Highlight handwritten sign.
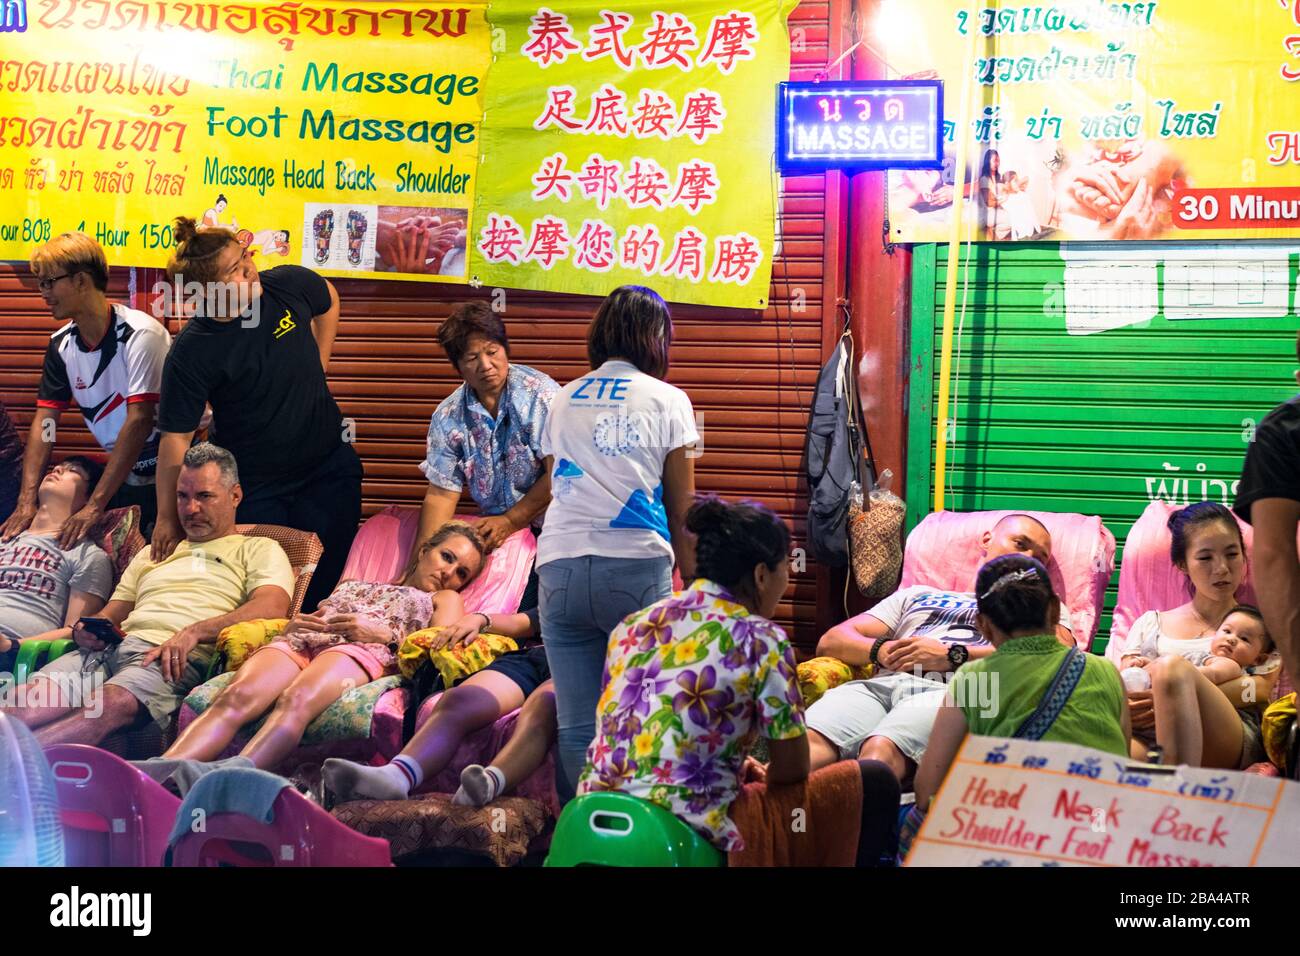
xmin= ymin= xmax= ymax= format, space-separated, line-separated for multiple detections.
xmin=777 ymin=80 xmax=943 ymax=171
xmin=906 ymin=736 xmax=1300 ymax=866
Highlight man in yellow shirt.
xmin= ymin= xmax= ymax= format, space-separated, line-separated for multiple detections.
xmin=7 ymin=443 xmax=293 ymax=746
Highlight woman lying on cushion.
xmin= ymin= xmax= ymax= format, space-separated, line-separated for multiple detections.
xmin=163 ymin=522 xmax=491 ymax=770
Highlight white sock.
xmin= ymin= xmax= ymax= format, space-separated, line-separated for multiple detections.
xmin=323 ymin=757 xmax=417 ymax=803
xmin=453 ymin=764 xmax=505 ymax=807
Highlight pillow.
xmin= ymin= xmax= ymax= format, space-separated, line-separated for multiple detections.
xmin=89 ymin=506 xmax=145 ymax=584
xmin=217 ymin=619 xmax=289 ymax=672
xmin=331 ymin=793 xmax=549 ymax=867
xmin=1262 ymin=692 xmax=1297 ymax=775
xmin=797 ymin=656 xmax=874 ymax=707
xmin=398 ymin=627 xmax=519 ymax=686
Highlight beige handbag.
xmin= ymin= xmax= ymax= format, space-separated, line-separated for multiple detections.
xmin=848 ymin=470 xmax=905 ymax=602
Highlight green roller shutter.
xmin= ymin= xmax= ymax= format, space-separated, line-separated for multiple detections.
xmin=906 ymin=242 xmax=1300 ymax=652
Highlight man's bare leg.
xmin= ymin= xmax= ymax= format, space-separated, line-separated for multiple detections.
xmin=32 ymin=685 xmax=144 ymax=747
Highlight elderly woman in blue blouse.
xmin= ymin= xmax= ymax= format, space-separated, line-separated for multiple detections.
xmin=416 ymin=302 xmax=558 ymax=556
xmin=414 ymin=301 xmax=559 ymax=696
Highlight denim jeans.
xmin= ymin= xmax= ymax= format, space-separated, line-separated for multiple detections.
xmin=539 ymin=554 xmax=672 ymax=802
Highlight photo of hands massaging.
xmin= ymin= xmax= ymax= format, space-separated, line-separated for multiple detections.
xmin=895 ymin=138 xmax=1188 ymax=242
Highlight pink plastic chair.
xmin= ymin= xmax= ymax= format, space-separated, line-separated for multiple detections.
xmin=339 ymin=505 xmax=536 ymax=615
xmin=45 ymin=744 xmax=181 ymax=867
xmin=900 ymin=510 xmax=1116 ymax=650
xmin=169 ymin=787 xmax=392 ymax=867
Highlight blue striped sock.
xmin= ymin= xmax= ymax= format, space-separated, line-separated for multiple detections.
xmin=391 ymin=755 xmax=423 ymax=791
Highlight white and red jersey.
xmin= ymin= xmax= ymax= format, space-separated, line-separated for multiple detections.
xmin=37 ymin=304 xmax=171 ymax=485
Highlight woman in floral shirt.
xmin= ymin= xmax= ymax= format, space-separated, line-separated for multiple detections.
xmin=578 ymin=496 xmax=809 ymax=851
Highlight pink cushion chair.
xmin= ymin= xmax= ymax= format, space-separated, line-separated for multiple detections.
xmin=901 ymin=510 xmax=1116 ymax=650
xmin=339 ymin=505 xmax=536 ymax=616
xmin=46 ymin=744 xmax=181 ymax=867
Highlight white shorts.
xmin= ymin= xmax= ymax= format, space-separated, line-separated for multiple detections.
xmin=805 ymin=671 xmax=949 ymax=763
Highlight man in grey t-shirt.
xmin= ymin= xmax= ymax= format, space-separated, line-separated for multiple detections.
xmin=0 ymin=456 xmax=113 ymax=668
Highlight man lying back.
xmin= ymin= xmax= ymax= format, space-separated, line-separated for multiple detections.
xmin=806 ymin=514 xmax=1075 ymax=783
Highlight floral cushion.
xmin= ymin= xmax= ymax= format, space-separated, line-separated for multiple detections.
xmin=397 ymin=627 xmax=519 ymax=684
xmin=183 ymin=672 xmax=404 ymax=746
xmin=217 ymin=619 xmax=289 ymax=671
xmin=331 ymin=793 xmax=549 ymax=867
xmin=89 ymin=505 xmax=145 ymax=585
xmin=796 ymin=656 xmax=874 ymax=707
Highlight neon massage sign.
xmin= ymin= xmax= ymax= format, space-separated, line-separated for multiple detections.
xmin=777 ymin=79 xmax=943 ymax=171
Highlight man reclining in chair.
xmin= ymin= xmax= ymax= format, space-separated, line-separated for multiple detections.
xmin=0 ymin=456 xmax=114 ymax=673
xmin=2 ymin=442 xmax=293 ymax=746
xmin=806 ymin=514 xmax=1074 ymax=784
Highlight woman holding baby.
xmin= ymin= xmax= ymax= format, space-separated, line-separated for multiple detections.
xmin=1117 ymin=503 xmax=1281 ymax=768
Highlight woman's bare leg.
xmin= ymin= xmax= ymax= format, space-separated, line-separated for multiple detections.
xmin=323 ymin=668 xmax=522 ymax=802
xmin=238 ymin=652 xmax=370 ymax=770
xmin=1149 ymin=656 xmax=1245 ymax=768
xmin=165 ymin=649 xmax=303 ymax=761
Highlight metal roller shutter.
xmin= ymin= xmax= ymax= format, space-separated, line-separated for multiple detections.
xmin=906 ymin=242 xmax=1300 ymax=651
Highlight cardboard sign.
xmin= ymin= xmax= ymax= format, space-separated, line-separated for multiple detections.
xmin=906 ymin=735 xmax=1300 ymax=867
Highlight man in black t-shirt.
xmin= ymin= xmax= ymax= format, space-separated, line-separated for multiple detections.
xmin=1234 ymin=344 xmax=1300 ymax=707
xmin=154 ymin=220 xmax=361 ymax=612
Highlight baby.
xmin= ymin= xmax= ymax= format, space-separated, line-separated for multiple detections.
xmin=1122 ymin=605 xmax=1274 ymax=691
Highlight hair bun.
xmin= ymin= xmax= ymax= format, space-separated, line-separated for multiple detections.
xmin=173 ymin=216 xmax=200 ymax=245
xmin=686 ymin=496 xmax=730 ymax=534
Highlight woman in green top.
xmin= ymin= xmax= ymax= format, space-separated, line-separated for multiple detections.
xmin=915 ymin=554 xmax=1131 ymax=812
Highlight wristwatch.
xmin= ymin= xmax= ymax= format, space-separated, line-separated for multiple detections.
xmin=946 ymin=643 xmax=970 ymax=668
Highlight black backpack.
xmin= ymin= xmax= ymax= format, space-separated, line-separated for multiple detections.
xmin=805 ymin=327 xmax=873 ymax=567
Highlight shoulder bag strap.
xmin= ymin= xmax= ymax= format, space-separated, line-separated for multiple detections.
xmin=1012 ymin=646 xmax=1088 ymax=741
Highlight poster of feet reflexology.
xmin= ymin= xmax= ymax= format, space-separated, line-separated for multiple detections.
xmin=303 ymin=204 xmax=379 ymax=273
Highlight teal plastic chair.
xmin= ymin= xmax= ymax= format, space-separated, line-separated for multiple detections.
xmin=545 ymin=792 xmax=724 ymax=867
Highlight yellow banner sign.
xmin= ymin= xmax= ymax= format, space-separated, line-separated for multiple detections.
xmin=0 ymin=1 xmax=489 ymax=281
xmin=467 ymin=0 xmax=795 ymax=309
xmin=882 ymin=0 xmax=1300 ymax=242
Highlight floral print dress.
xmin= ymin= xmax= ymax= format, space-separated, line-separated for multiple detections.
xmin=578 ymin=578 xmax=806 ymax=851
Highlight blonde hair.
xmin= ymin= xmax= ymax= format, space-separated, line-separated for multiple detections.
xmin=166 ymin=216 xmax=240 ymax=285
xmin=395 ymin=520 xmax=487 ymax=590
xmin=30 ymin=232 xmax=109 ymax=292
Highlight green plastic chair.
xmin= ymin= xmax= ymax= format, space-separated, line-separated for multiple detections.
xmin=545 ymin=792 xmax=724 ymax=867
xmin=11 ymin=638 xmax=77 ymax=685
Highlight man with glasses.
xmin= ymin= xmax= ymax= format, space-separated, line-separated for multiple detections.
xmin=0 ymin=456 xmax=114 ymax=674
xmin=1 ymin=233 xmax=171 ymax=544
